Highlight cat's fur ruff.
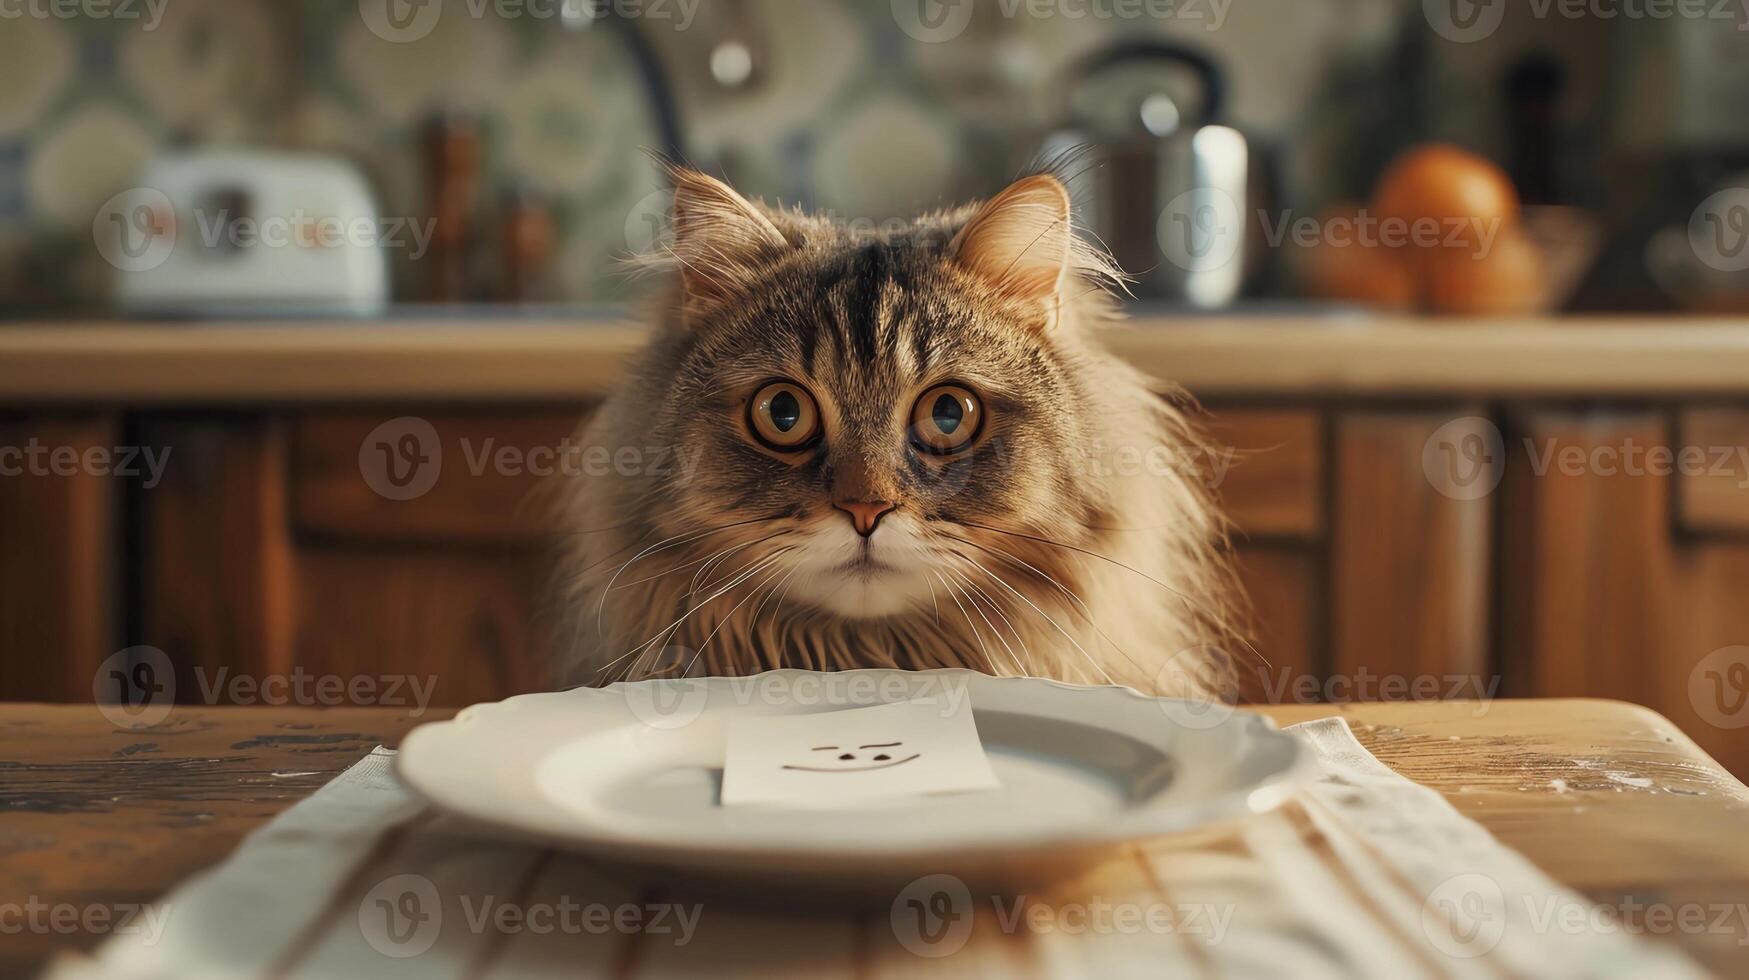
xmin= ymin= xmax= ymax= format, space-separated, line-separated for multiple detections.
xmin=554 ymin=167 xmax=1247 ymax=698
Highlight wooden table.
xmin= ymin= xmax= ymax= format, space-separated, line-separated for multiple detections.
xmin=2 ymin=699 xmax=1746 ymax=978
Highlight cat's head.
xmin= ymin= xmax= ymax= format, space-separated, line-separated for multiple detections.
xmin=621 ymin=168 xmax=1143 ymax=620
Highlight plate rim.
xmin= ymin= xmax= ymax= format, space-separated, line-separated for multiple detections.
xmin=395 ymin=668 xmax=1312 ymax=867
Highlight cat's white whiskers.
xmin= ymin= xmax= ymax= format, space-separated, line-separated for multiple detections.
xmin=953 ymin=521 xmax=1191 ymax=599
xmin=945 ymin=532 xmax=1149 ymax=677
xmin=943 ymin=567 xmax=1027 ymax=677
xmin=688 ymin=539 xmax=762 ymax=596
xmin=613 ymin=533 xmax=775 ymax=592
xmin=601 ymin=549 xmax=789 ymax=682
xmin=686 ymin=553 xmax=793 ymax=675
xmin=951 ymin=567 xmax=1033 ymax=671
xmin=936 ymin=572 xmax=999 ymax=677
xmin=955 ymin=520 xmax=1248 ymax=651
xmin=751 ymin=562 xmax=801 ymax=646
xmin=595 ymin=517 xmax=773 ymax=637
xmin=957 ymin=551 xmax=1117 ymax=687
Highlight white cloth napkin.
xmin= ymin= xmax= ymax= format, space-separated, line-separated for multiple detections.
xmin=44 ymin=717 xmax=1708 ymax=980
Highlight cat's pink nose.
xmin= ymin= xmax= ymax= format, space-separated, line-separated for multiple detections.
xmin=834 ymin=499 xmax=896 ymax=537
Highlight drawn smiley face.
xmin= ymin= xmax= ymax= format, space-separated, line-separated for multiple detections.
xmin=780 ymin=741 xmax=921 ymax=773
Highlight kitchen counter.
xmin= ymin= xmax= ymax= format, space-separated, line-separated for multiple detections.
xmin=4 ymin=315 xmax=1749 ymax=403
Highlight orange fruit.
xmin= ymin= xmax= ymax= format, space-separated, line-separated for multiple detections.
xmin=1372 ymin=144 xmax=1519 ymax=249
xmin=1421 ymin=227 xmax=1547 ymax=315
xmin=1297 ymin=203 xmax=1417 ymax=310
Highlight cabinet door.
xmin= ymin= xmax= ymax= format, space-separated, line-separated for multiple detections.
xmin=1332 ymin=412 xmax=1493 ymax=696
xmin=139 ymin=411 xmax=588 ymax=709
xmin=1501 ymin=408 xmax=1749 ymax=778
xmin=1206 ymin=409 xmax=1325 ymax=698
xmin=0 ymin=416 xmax=119 ymax=701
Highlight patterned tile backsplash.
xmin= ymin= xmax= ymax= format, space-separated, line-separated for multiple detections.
xmin=0 ymin=0 xmax=1592 ymax=311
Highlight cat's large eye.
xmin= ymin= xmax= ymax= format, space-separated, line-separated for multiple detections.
xmin=911 ymin=384 xmax=983 ymax=455
xmin=749 ymin=380 xmax=821 ymax=451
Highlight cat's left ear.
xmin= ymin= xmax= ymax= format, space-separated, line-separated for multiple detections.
xmin=951 ymin=174 xmax=1072 ymax=319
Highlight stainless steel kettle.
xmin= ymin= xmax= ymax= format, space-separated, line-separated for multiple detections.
xmin=1041 ymin=40 xmax=1249 ymax=308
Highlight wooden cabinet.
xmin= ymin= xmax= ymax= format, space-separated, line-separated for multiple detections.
xmin=128 ymin=411 xmax=586 ymax=710
xmin=0 ymin=415 xmax=119 ymax=703
xmin=1497 ymin=408 xmax=1749 ymax=782
xmin=5 ymin=401 xmax=1748 ymax=776
xmin=1213 ymin=403 xmax=1749 ymax=778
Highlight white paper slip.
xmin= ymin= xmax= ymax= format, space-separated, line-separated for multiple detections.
xmin=719 ymin=697 xmax=1000 ymax=808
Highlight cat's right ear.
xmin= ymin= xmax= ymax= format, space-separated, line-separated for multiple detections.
xmin=667 ymin=167 xmax=789 ymax=312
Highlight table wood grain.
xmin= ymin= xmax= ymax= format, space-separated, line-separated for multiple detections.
xmin=0 ymin=699 xmax=1744 ymax=978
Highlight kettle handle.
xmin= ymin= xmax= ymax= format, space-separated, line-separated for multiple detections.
xmin=1053 ymin=39 xmax=1227 ymax=127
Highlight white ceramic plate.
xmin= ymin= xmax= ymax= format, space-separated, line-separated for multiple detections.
xmin=397 ymin=669 xmax=1309 ymax=889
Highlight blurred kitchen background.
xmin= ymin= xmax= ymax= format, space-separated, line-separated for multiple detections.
xmin=0 ymin=0 xmax=1745 ymax=314
xmin=7 ymin=2 xmax=1749 ymax=781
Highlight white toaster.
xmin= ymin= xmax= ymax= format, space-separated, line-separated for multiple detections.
xmin=109 ymin=151 xmax=391 ymax=318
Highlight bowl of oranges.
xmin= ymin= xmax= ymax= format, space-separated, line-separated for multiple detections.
xmin=1299 ymin=143 xmax=1600 ymax=317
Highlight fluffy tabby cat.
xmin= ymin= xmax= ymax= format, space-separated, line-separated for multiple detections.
xmin=556 ymin=167 xmax=1246 ymax=698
